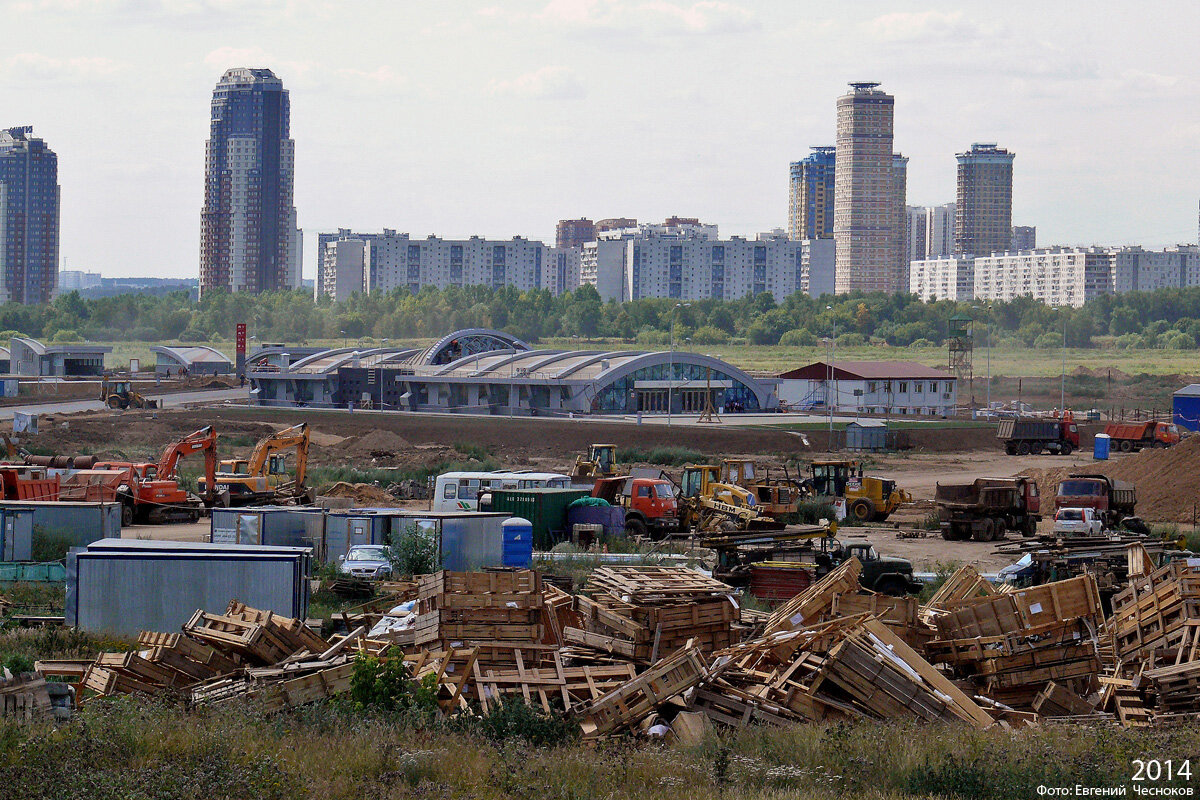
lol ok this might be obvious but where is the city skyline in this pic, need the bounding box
[5,1,1200,280]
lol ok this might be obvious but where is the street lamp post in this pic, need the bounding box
[827,305,835,450]
[668,302,690,426]
[972,304,993,417]
[1060,310,1067,412]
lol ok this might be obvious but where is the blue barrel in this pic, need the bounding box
[501,517,533,568]
[1094,433,1111,460]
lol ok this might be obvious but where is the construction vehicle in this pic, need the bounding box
[676,464,783,534]
[91,458,203,525]
[935,477,1042,541]
[570,444,618,484]
[718,459,806,523]
[157,425,225,508]
[1055,473,1137,527]
[591,474,679,539]
[100,376,158,410]
[997,412,1078,455]
[808,459,911,523]
[1103,420,1180,452]
[199,422,313,506]
[703,528,921,596]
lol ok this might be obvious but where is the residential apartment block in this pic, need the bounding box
[910,245,1200,307]
[579,222,832,302]
[200,68,302,296]
[788,146,835,240]
[316,229,579,301]
[0,127,59,304]
[955,143,1014,257]
[1011,225,1036,250]
[906,203,955,265]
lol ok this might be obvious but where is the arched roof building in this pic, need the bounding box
[248,329,777,415]
[151,345,234,375]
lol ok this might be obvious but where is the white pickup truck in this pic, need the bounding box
[1053,507,1103,536]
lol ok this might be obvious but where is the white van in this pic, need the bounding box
[433,470,571,512]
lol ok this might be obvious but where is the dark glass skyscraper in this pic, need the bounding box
[0,127,59,304]
[200,68,301,296]
[955,143,1014,258]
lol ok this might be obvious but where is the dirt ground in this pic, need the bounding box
[12,403,1186,575]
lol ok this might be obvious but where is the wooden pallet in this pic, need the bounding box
[0,672,52,722]
[472,651,636,714]
[585,567,732,603]
[764,558,862,635]
[1032,681,1096,717]
[575,641,709,738]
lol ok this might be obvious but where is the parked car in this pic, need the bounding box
[339,545,393,579]
[1052,507,1103,536]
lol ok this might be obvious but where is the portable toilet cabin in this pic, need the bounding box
[501,517,533,568]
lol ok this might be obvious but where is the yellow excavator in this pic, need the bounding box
[198,422,313,506]
[676,464,784,534]
[808,459,911,523]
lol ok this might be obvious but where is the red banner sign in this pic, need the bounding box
[236,323,247,354]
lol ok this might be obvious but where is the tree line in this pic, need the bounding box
[8,284,1200,351]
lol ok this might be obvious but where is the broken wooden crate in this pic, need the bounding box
[575,640,709,739]
[411,570,546,663]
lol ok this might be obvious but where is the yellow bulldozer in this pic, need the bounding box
[570,443,619,483]
[100,377,158,410]
[677,464,784,534]
[808,458,911,524]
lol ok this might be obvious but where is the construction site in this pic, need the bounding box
[0,385,1198,798]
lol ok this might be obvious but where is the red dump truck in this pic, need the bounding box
[997,412,1079,456]
[1055,473,1136,526]
[935,477,1042,541]
[1103,421,1180,452]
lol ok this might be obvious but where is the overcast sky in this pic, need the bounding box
[4,0,1200,280]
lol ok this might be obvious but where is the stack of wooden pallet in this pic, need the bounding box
[565,567,737,662]
[412,569,556,666]
[927,573,1104,709]
[0,672,52,722]
[1110,560,1200,662]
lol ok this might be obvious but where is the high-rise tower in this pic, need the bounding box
[0,127,59,304]
[955,143,1014,257]
[788,146,835,240]
[834,82,899,293]
[200,68,301,296]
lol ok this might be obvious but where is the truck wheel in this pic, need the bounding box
[623,517,647,539]
[121,503,134,527]
[973,519,996,542]
[1060,443,1073,456]
[849,500,873,523]
[1016,441,1030,456]
[993,519,1006,540]
[1005,443,1017,455]
[941,527,955,541]
[1119,440,1133,452]
[1022,519,1037,537]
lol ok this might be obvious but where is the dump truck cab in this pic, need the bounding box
[809,459,911,523]
[592,475,679,538]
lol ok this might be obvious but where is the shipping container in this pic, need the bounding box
[0,500,121,557]
[67,539,311,635]
[489,488,590,549]
[0,506,34,561]
[386,511,509,572]
[211,506,327,559]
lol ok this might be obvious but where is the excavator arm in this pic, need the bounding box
[246,422,310,487]
[157,426,218,500]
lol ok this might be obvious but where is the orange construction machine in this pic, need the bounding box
[94,426,220,525]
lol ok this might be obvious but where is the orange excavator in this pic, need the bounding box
[94,426,221,525]
[157,425,225,508]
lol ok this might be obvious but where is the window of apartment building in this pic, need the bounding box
[898,382,908,394]
[913,381,922,393]
[867,381,877,393]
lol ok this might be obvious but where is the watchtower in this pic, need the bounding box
[948,313,973,405]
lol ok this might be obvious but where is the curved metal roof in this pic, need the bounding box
[151,345,233,366]
[413,328,529,366]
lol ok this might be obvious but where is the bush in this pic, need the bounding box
[1033,331,1063,349]
[616,445,708,466]
[778,328,817,347]
[834,332,866,347]
[388,523,440,578]
[794,500,835,524]
[30,528,73,562]
[178,328,209,343]
[457,696,579,747]
[48,328,81,343]
[349,653,440,718]
[910,338,936,348]
[1163,330,1195,350]
[691,325,731,345]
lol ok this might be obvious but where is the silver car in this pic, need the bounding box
[339,545,393,579]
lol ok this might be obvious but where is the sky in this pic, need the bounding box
[3,0,1200,280]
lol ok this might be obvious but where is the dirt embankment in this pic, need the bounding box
[1022,435,1200,525]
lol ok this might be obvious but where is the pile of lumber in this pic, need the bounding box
[566,566,738,662]
[411,569,558,666]
[0,672,52,722]
[927,573,1104,709]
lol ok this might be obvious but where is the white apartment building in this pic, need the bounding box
[580,224,831,302]
[908,256,975,302]
[910,245,1200,307]
[317,230,577,301]
[57,270,102,291]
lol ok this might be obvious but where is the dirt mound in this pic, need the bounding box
[1022,435,1200,524]
[345,429,412,457]
[321,481,399,507]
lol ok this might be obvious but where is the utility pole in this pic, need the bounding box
[827,305,835,450]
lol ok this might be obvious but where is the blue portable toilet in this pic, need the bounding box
[1093,433,1111,461]
[501,516,533,568]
